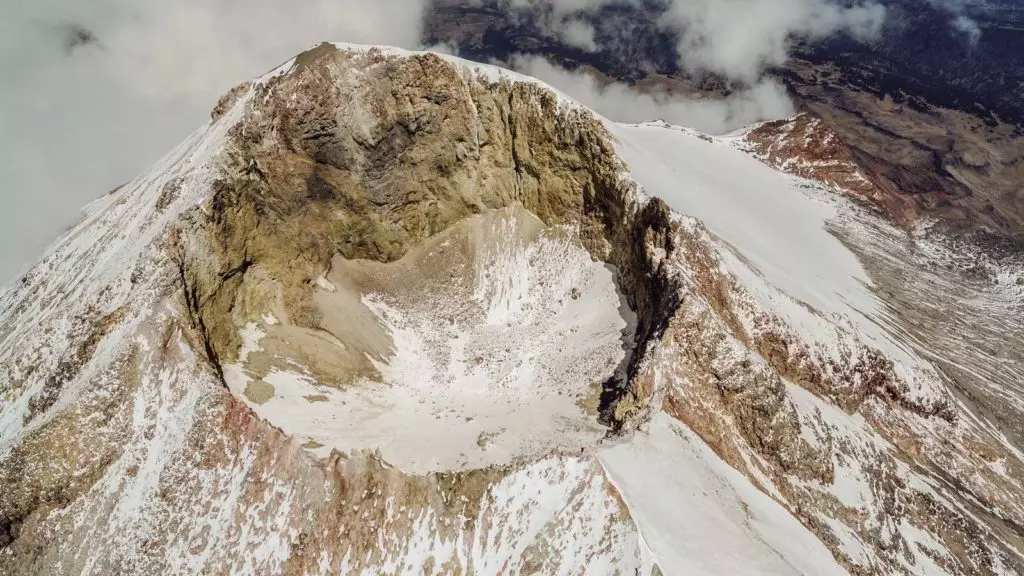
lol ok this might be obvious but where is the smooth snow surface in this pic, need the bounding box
[611,122,873,323]
[599,414,849,576]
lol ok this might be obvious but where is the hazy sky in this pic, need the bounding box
[0,0,977,283]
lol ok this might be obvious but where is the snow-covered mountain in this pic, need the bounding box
[1,43,1022,575]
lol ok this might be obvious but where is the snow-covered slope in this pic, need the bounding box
[1,43,1022,575]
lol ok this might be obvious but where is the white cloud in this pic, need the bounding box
[560,18,598,51]
[0,0,426,283]
[0,0,908,283]
[484,0,886,81]
[470,0,884,143]
[952,14,982,45]
[513,56,794,134]
[660,0,885,82]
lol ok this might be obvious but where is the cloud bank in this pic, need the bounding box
[485,0,886,81]
[481,0,882,143]
[514,56,794,134]
[0,0,426,283]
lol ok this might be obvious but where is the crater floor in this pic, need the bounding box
[224,207,635,473]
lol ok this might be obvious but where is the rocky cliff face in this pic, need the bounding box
[0,44,1022,575]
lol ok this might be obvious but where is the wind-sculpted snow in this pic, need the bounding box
[601,413,849,576]
[1,43,1022,575]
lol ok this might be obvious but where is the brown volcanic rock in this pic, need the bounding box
[742,113,913,226]
[779,58,1024,247]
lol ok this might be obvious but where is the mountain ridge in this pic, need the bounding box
[1,43,1022,575]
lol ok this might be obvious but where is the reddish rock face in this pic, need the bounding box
[742,113,918,228]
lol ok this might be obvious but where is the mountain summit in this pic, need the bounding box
[1,43,1022,575]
